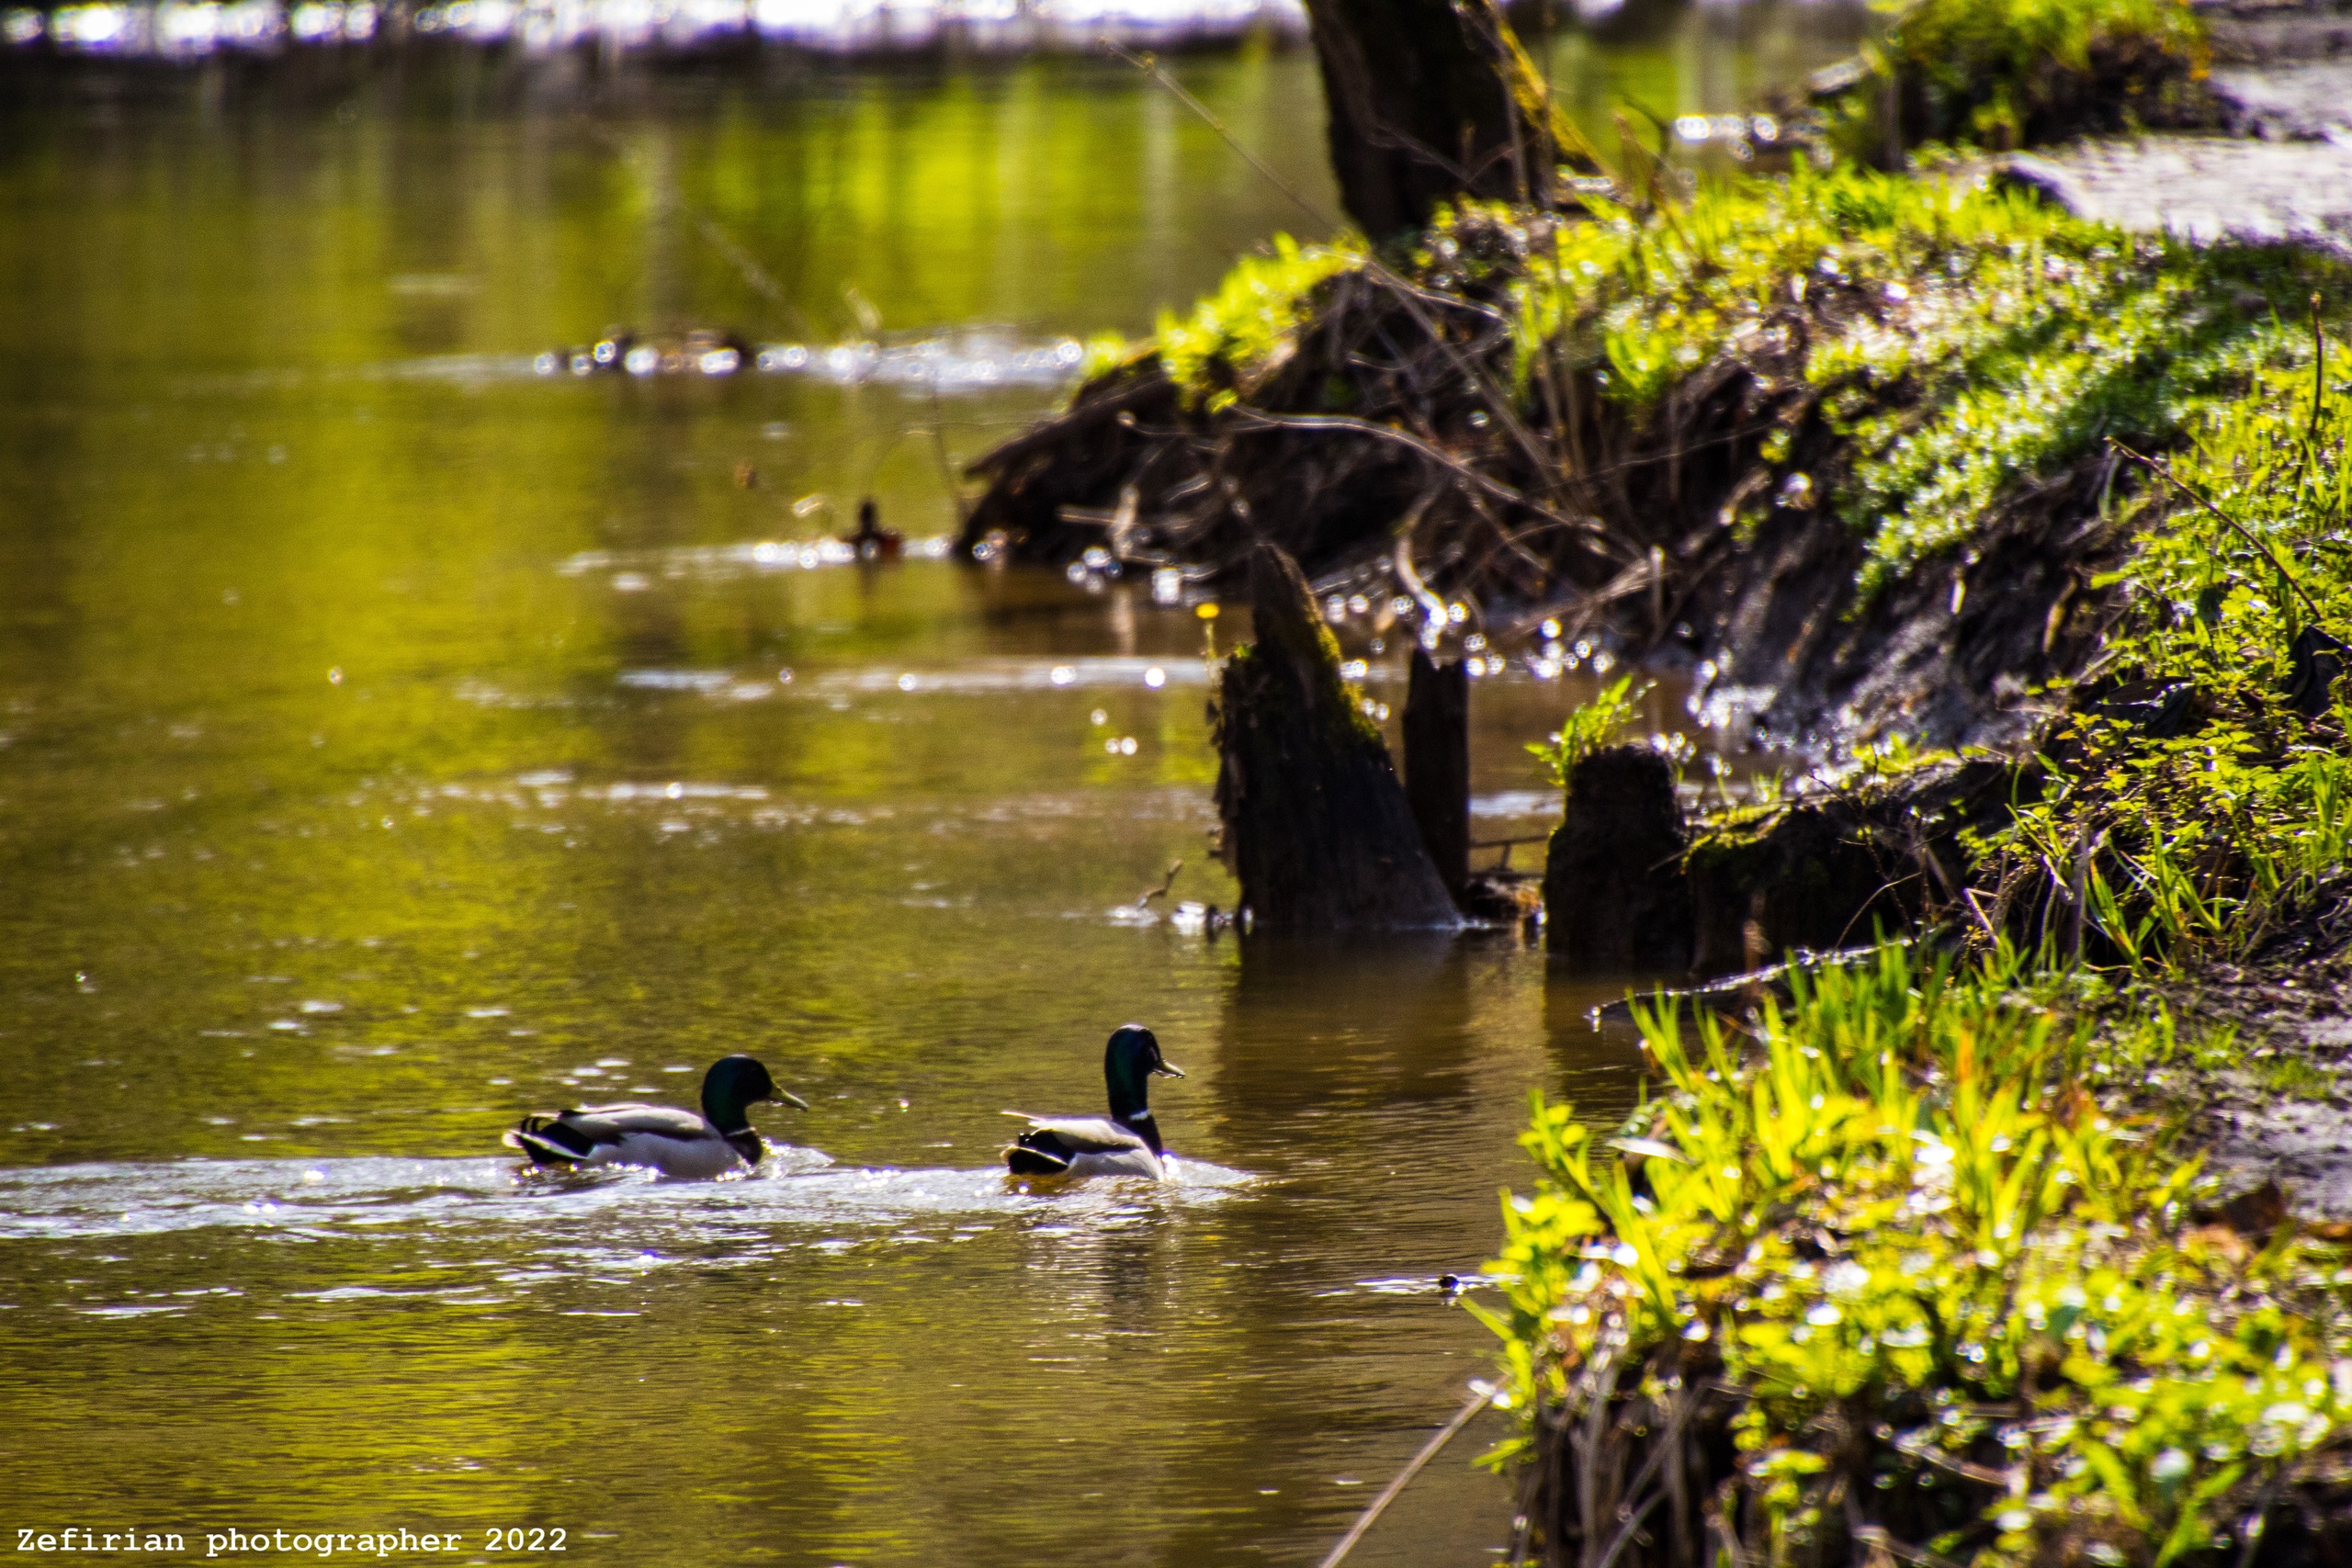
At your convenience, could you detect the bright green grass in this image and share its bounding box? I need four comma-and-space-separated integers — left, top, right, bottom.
1971, 310, 2352, 966
1481, 942, 2352, 1565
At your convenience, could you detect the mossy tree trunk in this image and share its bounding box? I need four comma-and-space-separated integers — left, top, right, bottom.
1214, 544, 1464, 933
1301, 0, 1584, 238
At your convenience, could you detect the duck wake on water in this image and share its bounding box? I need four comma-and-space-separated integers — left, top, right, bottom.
492, 1032, 1215, 1188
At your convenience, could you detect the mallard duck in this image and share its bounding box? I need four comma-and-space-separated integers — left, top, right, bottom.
503, 1055, 808, 1179
1002, 1024, 1185, 1179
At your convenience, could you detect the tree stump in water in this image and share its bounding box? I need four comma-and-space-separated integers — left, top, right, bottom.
1543, 745, 1692, 971
1214, 544, 1463, 933
1403, 648, 1471, 898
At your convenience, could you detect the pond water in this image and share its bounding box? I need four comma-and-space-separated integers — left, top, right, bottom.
0, 20, 1860, 1567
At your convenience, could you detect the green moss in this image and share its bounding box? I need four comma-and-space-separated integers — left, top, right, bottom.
1220, 634, 1385, 750
1482, 943, 2352, 1564
1155, 232, 1364, 411
1823, 0, 2211, 157
1074, 330, 1140, 383
1493, 168, 2346, 591
2256, 1049, 2336, 1102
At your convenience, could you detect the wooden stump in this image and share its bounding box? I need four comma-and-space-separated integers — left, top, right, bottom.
1543, 745, 1692, 971
1213, 544, 1463, 934
1404, 648, 1471, 897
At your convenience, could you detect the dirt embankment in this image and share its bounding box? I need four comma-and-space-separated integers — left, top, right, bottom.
965, 224, 2125, 757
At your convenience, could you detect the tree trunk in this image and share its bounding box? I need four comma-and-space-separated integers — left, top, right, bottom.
1404, 648, 1471, 897
1300, 0, 1585, 239
1214, 544, 1464, 933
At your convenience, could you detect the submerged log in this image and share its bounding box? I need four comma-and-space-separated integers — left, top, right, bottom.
1403, 648, 1471, 897
1214, 544, 1464, 933
1684, 800, 1898, 977
1543, 746, 1692, 972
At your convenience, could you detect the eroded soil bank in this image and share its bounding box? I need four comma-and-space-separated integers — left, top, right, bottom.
967, 4, 2352, 1562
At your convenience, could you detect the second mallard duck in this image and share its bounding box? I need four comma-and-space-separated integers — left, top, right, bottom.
503, 1055, 808, 1179
1002, 1024, 1185, 1179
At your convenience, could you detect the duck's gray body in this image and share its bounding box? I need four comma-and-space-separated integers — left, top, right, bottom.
507, 1103, 763, 1178
504, 1055, 806, 1179
1005, 1111, 1168, 1179
1004, 1025, 1183, 1180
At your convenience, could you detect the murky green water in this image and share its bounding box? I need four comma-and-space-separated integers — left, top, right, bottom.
0, 22, 1860, 1566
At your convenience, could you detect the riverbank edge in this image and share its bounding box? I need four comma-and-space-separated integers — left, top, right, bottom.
956, 5, 2352, 1559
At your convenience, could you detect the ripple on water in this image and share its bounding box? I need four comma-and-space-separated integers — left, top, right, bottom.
604, 656, 1213, 699
0, 1151, 1251, 1246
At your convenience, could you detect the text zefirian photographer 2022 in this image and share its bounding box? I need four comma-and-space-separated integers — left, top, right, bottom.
17, 1527, 497, 1556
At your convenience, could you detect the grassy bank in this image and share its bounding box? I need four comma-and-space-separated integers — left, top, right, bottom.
1471, 194, 2352, 1560
1036, 177, 2352, 1552
1484, 943, 2352, 1566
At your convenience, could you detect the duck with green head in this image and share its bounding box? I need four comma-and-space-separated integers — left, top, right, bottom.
503, 1055, 808, 1179
1002, 1024, 1185, 1179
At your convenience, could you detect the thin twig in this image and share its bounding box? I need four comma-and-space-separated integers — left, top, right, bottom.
1227, 409, 1631, 558
924, 384, 974, 529
1317, 1384, 1496, 1568
581, 118, 817, 339
1592, 1492, 1668, 1568
1131, 858, 1184, 911
1850, 1526, 1968, 1568
1960, 886, 2001, 948
1393, 494, 1452, 629
1103, 42, 1338, 233
2235, 1473, 2283, 1568
2310, 292, 2328, 456
2110, 440, 2325, 623
1589, 1385, 1699, 1568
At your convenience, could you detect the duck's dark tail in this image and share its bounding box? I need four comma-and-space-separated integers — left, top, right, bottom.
504, 1115, 593, 1167
1002, 1130, 1072, 1176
